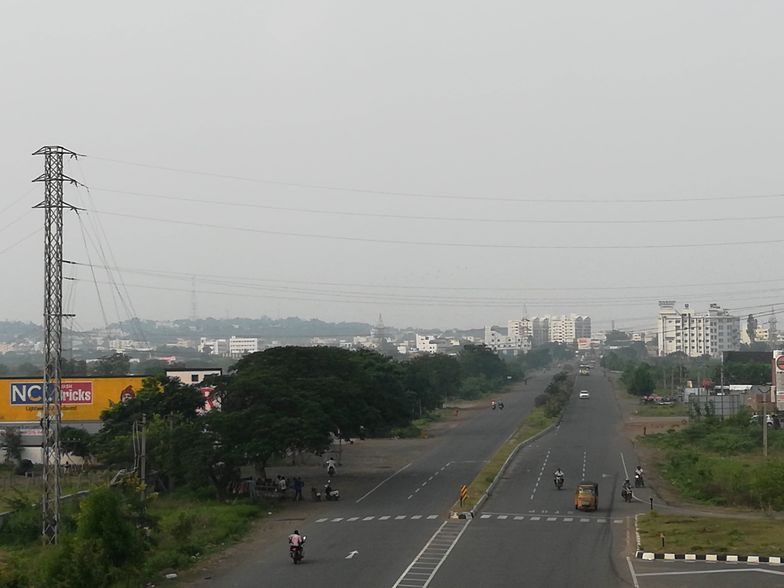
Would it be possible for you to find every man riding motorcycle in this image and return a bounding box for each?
[553,467,565,489]
[634,465,645,487]
[289,529,306,562]
[621,479,633,501]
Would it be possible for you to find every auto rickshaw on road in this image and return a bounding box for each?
[574,481,598,511]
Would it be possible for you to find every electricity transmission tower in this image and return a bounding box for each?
[33,145,78,543]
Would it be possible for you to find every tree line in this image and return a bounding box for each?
[83,344,560,497]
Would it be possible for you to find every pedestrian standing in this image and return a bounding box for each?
[294,477,304,501]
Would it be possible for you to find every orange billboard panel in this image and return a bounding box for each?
[0,377,145,423]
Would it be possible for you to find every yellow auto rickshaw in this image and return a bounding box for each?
[574,481,598,511]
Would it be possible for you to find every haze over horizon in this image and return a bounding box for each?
[3,2,784,335]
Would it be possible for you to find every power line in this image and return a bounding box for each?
[89,186,784,225]
[84,208,784,250]
[68,261,784,293]
[84,154,784,205]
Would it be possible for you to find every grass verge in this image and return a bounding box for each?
[450,406,555,512]
[634,404,689,417]
[637,511,784,555]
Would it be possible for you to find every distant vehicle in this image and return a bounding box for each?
[579,365,590,375]
[750,414,776,428]
[579,390,590,399]
[574,481,598,511]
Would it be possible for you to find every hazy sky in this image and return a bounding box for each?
[2,1,784,334]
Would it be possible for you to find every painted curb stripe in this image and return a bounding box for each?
[636,551,784,563]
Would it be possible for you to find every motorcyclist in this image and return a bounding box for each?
[634,465,644,486]
[498,401,504,410]
[325,456,337,475]
[289,529,305,551]
[553,467,564,487]
[491,400,497,409]
[622,479,632,501]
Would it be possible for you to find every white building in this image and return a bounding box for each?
[530,314,591,345]
[166,368,223,385]
[229,336,260,358]
[198,337,229,356]
[483,325,531,354]
[657,301,740,358]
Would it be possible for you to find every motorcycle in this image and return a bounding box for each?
[491,402,497,410]
[324,485,340,501]
[554,474,564,490]
[634,472,644,488]
[290,537,307,564]
[621,487,633,502]
[498,402,504,410]
[327,464,336,476]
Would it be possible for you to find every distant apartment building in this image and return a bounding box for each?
[483,325,532,354]
[228,336,260,358]
[198,337,229,356]
[166,368,223,385]
[657,301,740,358]
[528,314,591,345]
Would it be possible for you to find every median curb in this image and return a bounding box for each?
[634,551,782,564]
[449,422,556,519]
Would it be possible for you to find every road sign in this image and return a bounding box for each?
[776,354,784,372]
[459,484,468,506]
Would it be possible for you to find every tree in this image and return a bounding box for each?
[622,363,656,396]
[90,353,131,377]
[62,358,88,376]
[1,428,23,464]
[61,426,94,464]
[746,314,758,344]
[405,354,461,412]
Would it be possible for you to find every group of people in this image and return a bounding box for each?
[272,475,306,501]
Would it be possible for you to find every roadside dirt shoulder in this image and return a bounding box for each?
[612,372,781,519]
[179,395,497,585]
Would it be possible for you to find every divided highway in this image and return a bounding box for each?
[193,369,784,587]
[196,370,556,588]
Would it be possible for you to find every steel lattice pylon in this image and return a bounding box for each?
[33,145,77,544]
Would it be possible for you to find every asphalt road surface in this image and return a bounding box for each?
[190,369,784,587]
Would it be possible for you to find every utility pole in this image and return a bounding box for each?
[33,146,78,544]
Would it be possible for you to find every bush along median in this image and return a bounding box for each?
[450,371,574,515]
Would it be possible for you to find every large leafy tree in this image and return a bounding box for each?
[94,376,206,490]
[90,353,131,377]
[405,353,461,412]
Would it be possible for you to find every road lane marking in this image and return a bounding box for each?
[411,515,422,519]
[356,462,413,504]
[427,515,438,519]
[514,516,525,520]
[392,520,471,588]
[331,517,343,522]
[347,517,359,522]
[379,515,391,520]
[396,515,407,520]
[315,518,328,523]
[363,516,375,521]
[626,556,640,588]
[546,517,557,521]
[563,517,573,522]
[530,516,541,521]
[636,569,784,577]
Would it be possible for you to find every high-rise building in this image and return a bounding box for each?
[657,301,740,358]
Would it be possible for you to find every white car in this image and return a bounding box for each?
[579,390,590,399]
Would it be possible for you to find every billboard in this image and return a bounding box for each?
[0,377,145,423]
[577,338,591,350]
[775,350,784,410]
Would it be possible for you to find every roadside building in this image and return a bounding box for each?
[657,301,740,359]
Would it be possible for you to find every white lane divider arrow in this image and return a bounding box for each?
[346,550,359,559]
